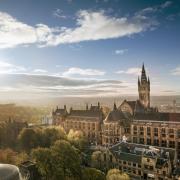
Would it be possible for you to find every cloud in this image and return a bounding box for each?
[171,66,180,75]
[62,67,106,76]
[0,8,159,49]
[53,9,67,19]
[33,69,48,73]
[116,67,141,75]
[160,1,172,8]
[0,73,131,97]
[0,61,26,73]
[115,49,128,55]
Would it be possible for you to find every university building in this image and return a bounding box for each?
[52,64,180,179]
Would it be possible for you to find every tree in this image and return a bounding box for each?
[32,147,53,180]
[18,128,43,152]
[82,167,105,180]
[91,151,103,169]
[32,140,82,180]
[106,169,130,180]
[67,129,88,152]
[51,140,82,179]
[42,126,66,147]
[0,148,17,164]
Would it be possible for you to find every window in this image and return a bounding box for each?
[161,140,167,147]
[140,126,144,135]
[133,126,137,135]
[169,129,174,138]
[161,128,166,137]
[154,139,159,146]
[133,137,137,143]
[177,130,180,138]
[147,138,151,145]
[140,138,144,144]
[147,127,151,136]
[169,141,175,148]
[154,128,158,136]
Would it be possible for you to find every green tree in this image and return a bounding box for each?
[82,167,105,180]
[18,128,43,152]
[67,129,88,152]
[42,126,66,147]
[32,147,53,180]
[106,169,130,180]
[51,140,82,179]
[32,140,82,180]
[91,151,103,169]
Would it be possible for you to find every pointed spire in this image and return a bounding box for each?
[86,103,88,110]
[113,102,117,110]
[98,102,100,109]
[64,105,66,110]
[141,63,147,82]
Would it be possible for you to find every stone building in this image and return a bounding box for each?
[52,105,68,126]
[102,142,175,180]
[53,103,104,144]
[101,103,132,145]
[131,113,180,160]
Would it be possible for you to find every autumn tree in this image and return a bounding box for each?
[32,140,82,180]
[67,129,88,152]
[91,151,103,170]
[82,167,105,180]
[106,169,130,180]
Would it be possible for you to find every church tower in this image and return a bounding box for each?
[138,64,150,108]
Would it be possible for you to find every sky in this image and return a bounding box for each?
[0,0,179,100]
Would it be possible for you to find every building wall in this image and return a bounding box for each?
[131,121,180,160]
[64,117,101,144]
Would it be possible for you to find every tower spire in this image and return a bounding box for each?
[141,63,147,82]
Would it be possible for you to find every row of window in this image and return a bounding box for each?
[66,121,97,130]
[133,137,176,148]
[133,126,180,138]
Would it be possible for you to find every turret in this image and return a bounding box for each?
[113,102,117,110]
[138,64,150,108]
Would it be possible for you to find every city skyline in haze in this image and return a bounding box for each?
[0,0,179,99]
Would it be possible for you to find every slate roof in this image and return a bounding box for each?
[109,142,175,166]
[104,109,132,126]
[53,108,68,116]
[134,112,180,122]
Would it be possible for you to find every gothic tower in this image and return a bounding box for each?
[138,64,150,108]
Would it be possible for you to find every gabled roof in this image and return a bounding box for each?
[119,100,145,114]
[104,109,131,125]
[54,108,67,116]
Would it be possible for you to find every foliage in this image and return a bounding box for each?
[32,140,82,180]
[0,148,17,164]
[91,151,103,170]
[0,148,28,165]
[32,147,53,179]
[67,129,88,152]
[106,169,130,180]
[18,126,66,152]
[18,128,43,152]
[0,104,49,123]
[82,167,105,180]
